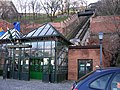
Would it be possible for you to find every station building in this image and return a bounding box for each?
[0,23,71,82]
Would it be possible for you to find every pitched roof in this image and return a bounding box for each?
[23,23,65,38]
[0,23,71,44]
[23,23,71,44]
[0,28,23,40]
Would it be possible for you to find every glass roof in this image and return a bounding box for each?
[0,23,71,44]
[0,29,23,40]
[24,23,59,38]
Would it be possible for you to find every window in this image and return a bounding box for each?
[111,73,120,90]
[90,74,112,89]
[31,42,37,49]
[45,41,51,49]
[38,42,44,49]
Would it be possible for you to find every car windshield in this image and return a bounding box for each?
[77,70,95,83]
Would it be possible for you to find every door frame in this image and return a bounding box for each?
[78,59,93,79]
[30,57,43,80]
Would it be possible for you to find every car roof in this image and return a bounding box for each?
[77,67,120,83]
[96,67,120,72]
[76,67,120,86]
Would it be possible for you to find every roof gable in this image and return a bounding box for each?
[0,29,23,40]
[24,23,64,38]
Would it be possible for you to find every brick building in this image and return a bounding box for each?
[68,45,106,81]
[68,16,120,80]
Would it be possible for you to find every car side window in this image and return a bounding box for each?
[90,74,112,89]
[111,73,120,90]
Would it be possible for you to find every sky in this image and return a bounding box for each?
[11,0,99,13]
[12,0,99,6]
[87,0,99,4]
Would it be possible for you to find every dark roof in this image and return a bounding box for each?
[69,45,100,49]
[78,11,94,17]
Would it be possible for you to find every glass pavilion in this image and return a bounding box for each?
[0,23,71,82]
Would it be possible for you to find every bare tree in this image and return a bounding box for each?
[17,0,24,14]
[0,0,18,19]
[104,17,120,66]
[64,0,70,16]
[94,0,120,66]
[0,1,9,19]
[29,0,37,20]
[40,0,61,21]
[58,0,64,15]
[96,0,120,16]
[35,2,42,15]
[22,0,28,18]
[79,0,88,12]
[71,0,79,14]
[16,0,29,21]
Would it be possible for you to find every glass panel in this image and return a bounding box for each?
[30,59,34,71]
[37,50,44,57]
[31,49,38,57]
[43,58,49,65]
[51,59,54,65]
[24,49,31,57]
[52,41,55,49]
[111,73,120,90]
[14,58,19,71]
[24,42,31,45]
[45,41,51,49]
[58,57,61,65]
[26,30,36,37]
[43,58,50,73]
[24,42,31,56]
[44,50,51,57]
[6,43,12,45]
[31,42,37,49]
[34,59,41,72]
[52,49,55,57]
[39,24,51,36]
[31,42,38,57]
[21,58,29,72]
[52,31,57,35]
[90,74,112,89]
[32,26,44,37]
[46,27,54,35]
[38,42,44,49]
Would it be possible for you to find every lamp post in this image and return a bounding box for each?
[98,32,103,68]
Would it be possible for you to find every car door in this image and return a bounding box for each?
[88,73,113,90]
[109,73,120,90]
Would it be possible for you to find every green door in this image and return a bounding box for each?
[30,58,43,80]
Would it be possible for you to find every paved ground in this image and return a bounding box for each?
[0,77,74,90]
